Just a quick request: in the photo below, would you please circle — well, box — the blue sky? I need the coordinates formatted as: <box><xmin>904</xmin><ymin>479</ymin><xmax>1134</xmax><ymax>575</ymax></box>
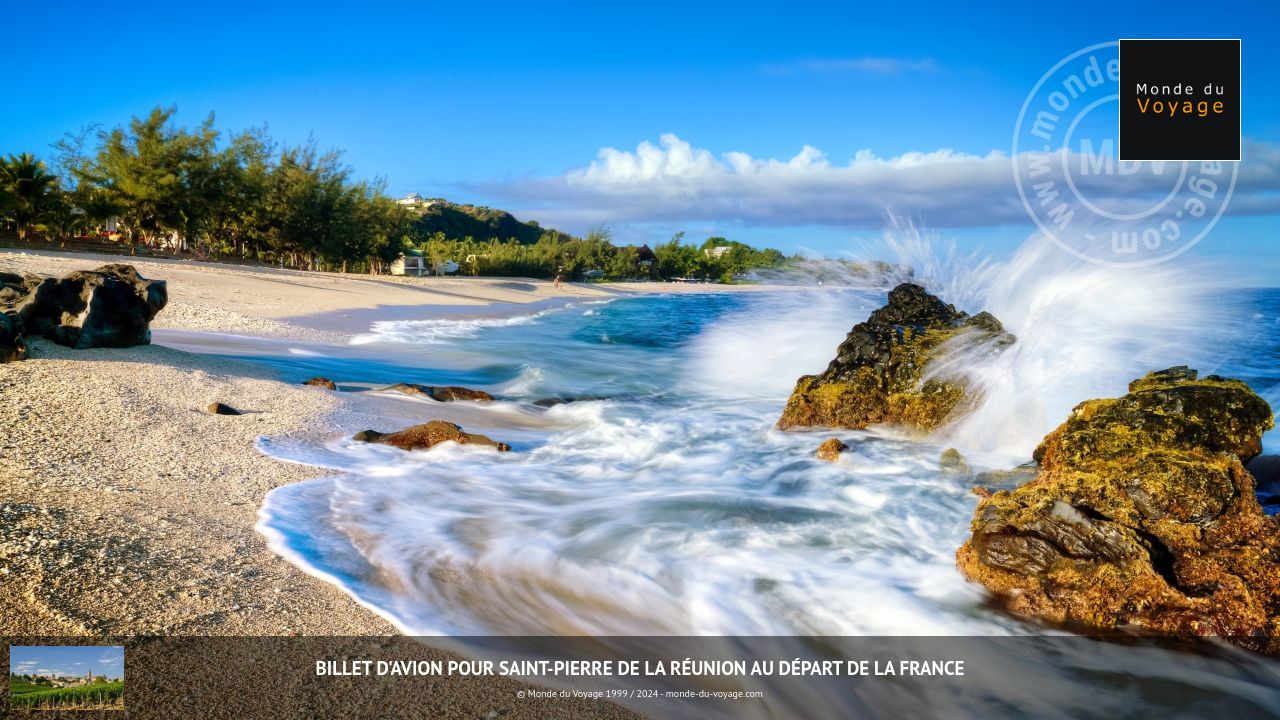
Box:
<box><xmin>3</xmin><ymin>1</ymin><xmax>1278</xmax><ymax>276</ymax></box>
<box><xmin>9</xmin><ymin>646</ymin><xmax>125</xmax><ymax>680</ymax></box>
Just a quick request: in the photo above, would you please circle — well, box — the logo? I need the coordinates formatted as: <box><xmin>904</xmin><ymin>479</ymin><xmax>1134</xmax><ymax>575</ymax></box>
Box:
<box><xmin>1013</xmin><ymin>41</ymin><xmax>1238</xmax><ymax>266</ymax></box>
<box><xmin>1119</xmin><ymin>39</ymin><xmax>1241</xmax><ymax>161</ymax></box>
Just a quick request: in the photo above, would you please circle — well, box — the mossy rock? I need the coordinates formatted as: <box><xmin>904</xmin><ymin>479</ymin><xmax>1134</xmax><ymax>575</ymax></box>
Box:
<box><xmin>957</xmin><ymin>367</ymin><xmax>1280</xmax><ymax>655</ymax></box>
<box><xmin>777</xmin><ymin>283</ymin><xmax>1013</xmax><ymax>431</ymax></box>
<box><xmin>354</xmin><ymin>420</ymin><xmax>510</xmax><ymax>452</ymax></box>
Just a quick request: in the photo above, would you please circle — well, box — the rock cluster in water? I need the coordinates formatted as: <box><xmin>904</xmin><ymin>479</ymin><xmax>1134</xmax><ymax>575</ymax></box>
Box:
<box><xmin>777</xmin><ymin>283</ymin><xmax>1014</xmax><ymax>431</ymax></box>
<box><xmin>0</xmin><ymin>264</ymin><xmax>167</xmax><ymax>360</ymax></box>
<box><xmin>384</xmin><ymin>383</ymin><xmax>495</xmax><ymax>402</ymax></box>
<box><xmin>354</xmin><ymin>420</ymin><xmax>511</xmax><ymax>452</ymax></box>
<box><xmin>957</xmin><ymin>367</ymin><xmax>1279</xmax><ymax>654</ymax></box>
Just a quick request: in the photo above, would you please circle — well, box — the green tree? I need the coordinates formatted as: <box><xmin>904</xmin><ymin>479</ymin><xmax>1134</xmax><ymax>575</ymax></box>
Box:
<box><xmin>0</xmin><ymin>152</ymin><xmax>59</xmax><ymax>238</ymax></box>
<box><xmin>84</xmin><ymin>106</ymin><xmax>220</xmax><ymax>249</ymax></box>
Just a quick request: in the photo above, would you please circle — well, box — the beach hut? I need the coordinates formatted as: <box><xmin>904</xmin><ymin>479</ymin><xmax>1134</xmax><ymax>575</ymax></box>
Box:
<box><xmin>635</xmin><ymin>244</ymin><xmax>657</xmax><ymax>266</ymax></box>
<box><xmin>391</xmin><ymin>249</ymin><xmax>429</xmax><ymax>277</ymax></box>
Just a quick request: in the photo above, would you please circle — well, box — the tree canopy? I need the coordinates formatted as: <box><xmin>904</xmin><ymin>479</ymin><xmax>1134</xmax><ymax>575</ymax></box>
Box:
<box><xmin>1</xmin><ymin>106</ymin><xmax>792</xmax><ymax>279</ymax></box>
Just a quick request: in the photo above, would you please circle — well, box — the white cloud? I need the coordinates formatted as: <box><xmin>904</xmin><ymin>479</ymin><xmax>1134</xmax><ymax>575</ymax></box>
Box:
<box><xmin>478</xmin><ymin>135</ymin><xmax>1280</xmax><ymax>232</ymax></box>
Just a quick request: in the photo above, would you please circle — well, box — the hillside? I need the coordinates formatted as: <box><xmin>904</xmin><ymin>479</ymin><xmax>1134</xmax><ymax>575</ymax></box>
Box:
<box><xmin>411</xmin><ymin>200</ymin><xmax>560</xmax><ymax>244</ymax></box>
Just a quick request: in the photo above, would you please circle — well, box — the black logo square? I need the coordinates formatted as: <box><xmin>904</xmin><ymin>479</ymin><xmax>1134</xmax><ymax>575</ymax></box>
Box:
<box><xmin>1119</xmin><ymin>39</ymin><xmax>1240</xmax><ymax>161</ymax></box>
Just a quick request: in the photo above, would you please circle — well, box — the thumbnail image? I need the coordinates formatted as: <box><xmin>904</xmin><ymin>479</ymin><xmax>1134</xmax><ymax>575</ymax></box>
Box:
<box><xmin>8</xmin><ymin>646</ymin><xmax>125</xmax><ymax>711</ymax></box>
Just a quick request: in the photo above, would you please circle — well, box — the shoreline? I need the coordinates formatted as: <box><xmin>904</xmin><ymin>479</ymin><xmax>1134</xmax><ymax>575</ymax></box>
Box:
<box><xmin>0</xmin><ymin>248</ymin><xmax>821</xmax><ymax>342</ymax></box>
<box><xmin>0</xmin><ymin>248</ymin><xmax>660</xmax><ymax>635</ymax></box>
<box><xmin>0</xmin><ymin>249</ymin><xmax>655</xmax><ymax>717</ymax></box>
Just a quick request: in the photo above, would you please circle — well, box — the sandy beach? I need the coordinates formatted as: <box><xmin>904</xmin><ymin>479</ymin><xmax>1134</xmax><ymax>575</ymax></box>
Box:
<box><xmin>0</xmin><ymin>248</ymin><xmax>796</xmax><ymax>639</ymax></box>
<box><xmin>0</xmin><ymin>249</ymin><xmax>799</xmax><ymax>717</ymax></box>
<box><xmin>0</xmin><ymin>249</ymin><xmax>792</xmax><ymax>341</ymax></box>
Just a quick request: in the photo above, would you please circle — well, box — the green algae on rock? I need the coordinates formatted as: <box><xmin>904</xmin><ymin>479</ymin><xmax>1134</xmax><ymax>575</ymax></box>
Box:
<box><xmin>816</xmin><ymin>437</ymin><xmax>850</xmax><ymax>462</ymax></box>
<box><xmin>957</xmin><ymin>366</ymin><xmax>1280</xmax><ymax>655</ymax></box>
<box><xmin>354</xmin><ymin>420</ymin><xmax>511</xmax><ymax>452</ymax></box>
<box><xmin>777</xmin><ymin>283</ymin><xmax>1014</xmax><ymax>431</ymax></box>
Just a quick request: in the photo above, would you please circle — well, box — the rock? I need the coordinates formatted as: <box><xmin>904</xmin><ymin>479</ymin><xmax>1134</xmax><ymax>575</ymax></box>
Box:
<box><xmin>939</xmin><ymin>448</ymin><xmax>970</xmax><ymax>475</ymax></box>
<box><xmin>207</xmin><ymin>403</ymin><xmax>242</xmax><ymax>416</ymax></box>
<box><xmin>384</xmin><ymin>383</ymin><xmax>494</xmax><ymax>402</ymax></box>
<box><xmin>303</xmin><ymin>377</ymin><xmax>337</xmax><ymax>390</ymax></box>
<box><xmin>533</xmin><ymin>395</ymin><xmax>612</xmax><ymax>408</ymax></box>
<box><xmin>816</xmin><ymin>437</ymin><xmax>849</xmax><ymax>462</ymax></box>
<box><xmin>3</xmin><ymin>264</ymin><xmax>167</xmax><ymax>349</ymax></box>
<box><xmin>957</xmin><ymin>367</ymin><xmax>1280</xmax><ymax>654</ymax></box>
<box><xmin>777</xmin><ymin>283</ymin><xmax>1013</xmax><ymax>431</ymax></box>
<box><xmin>353</xmin><ymin>420</ymin><xmax>510</xmax><ymax>452</ymax></box>
<box><xmin>0</xmin><ymin>312</ymin><xmax>27</xmax><ymax>363</ymax></box>
<box><xmin>973</xmin><ymin>464</ymin><xmax>1039</xmax><ymax>491</ymax></box>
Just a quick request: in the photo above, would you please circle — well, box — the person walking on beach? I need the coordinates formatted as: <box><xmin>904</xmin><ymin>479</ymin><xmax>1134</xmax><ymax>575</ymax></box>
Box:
<box><xmin>554</xmin><ymin>266</ymin><xmax>565</xmax><ymax>290</ymax></box>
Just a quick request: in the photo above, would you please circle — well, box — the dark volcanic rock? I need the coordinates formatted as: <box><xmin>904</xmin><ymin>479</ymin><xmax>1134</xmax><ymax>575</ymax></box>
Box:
<box><xmin>384</xmin><ymin>383</ymin><xmax>494</xmax><ymax>402</ymax></box>
<box><xmin>353</xmin><ymin>420</ymin><xmax>510</xmax><ymax>452</ymax></box>
<box><xmin>777</xmin><ymin>283</ymin><xmax>1013</xmax><ymax>431</ymax></box>
<box><xmin>533</xmin><ymin>395</ymin><xmax>612</xmax><ymax>408</ymax></box>
<box><xmin>4</xmin><ymin>264</ymin><xmax>167</xmax><ymax>349</ymax></box>
<box><xmin>207</xmin><ymin>402</ymin><xmax>242</xmax><ymax>416</ymax></box>
<box><xmin>303</xmin><ymin>377</ymin><xmax>338</xmax><ymax>390</ymax></box>
<box><xmin>957</xmin><ymin>367</ymin><xmax>1280</xmax><ymax>655</ymax></box>
<box><xmin>0</xmin><ymin>312</ymin><xmax>27</xmax><ymax>363</ymax></box>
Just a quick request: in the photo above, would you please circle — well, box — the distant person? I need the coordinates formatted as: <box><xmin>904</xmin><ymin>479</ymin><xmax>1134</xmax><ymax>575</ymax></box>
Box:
<box><xmin>554</xmin><ymin>267</ymin><xmax>565</xmax><ymax>290</ymax></box>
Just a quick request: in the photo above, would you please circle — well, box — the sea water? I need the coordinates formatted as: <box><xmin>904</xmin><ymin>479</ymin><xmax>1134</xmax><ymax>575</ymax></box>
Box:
<box><xmin>162</xmin><ymin>237</ymin><xmax>1280</xmax><ymax>717</ymax></box>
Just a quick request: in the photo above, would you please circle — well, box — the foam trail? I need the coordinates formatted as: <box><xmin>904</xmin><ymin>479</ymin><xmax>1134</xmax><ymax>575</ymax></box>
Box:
<box><xmin>684</xmin><ymin>290</ymin><xmax>881</xmax><ymax>401</ymax></box>
<box><xmin>862</xmin><ymin>220</ymin><xmax>1234</xmax><ymax>458</ymax></box>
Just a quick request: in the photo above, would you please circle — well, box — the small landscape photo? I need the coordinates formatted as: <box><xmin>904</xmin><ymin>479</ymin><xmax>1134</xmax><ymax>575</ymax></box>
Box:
<box><xmin>8</xmin><ymin>646</ymin><xmax>125</xmax><ymax>711</ymax></box>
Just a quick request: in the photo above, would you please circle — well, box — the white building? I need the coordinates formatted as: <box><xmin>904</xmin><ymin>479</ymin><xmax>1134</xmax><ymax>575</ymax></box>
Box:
<box><xmin>396</xmin><ymin>193</ymin><xmax>438</xmax><ymax>208</ymax></box>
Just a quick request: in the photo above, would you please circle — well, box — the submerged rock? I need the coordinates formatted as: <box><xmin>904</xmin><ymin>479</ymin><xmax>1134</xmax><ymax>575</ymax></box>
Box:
<box><xmin>303</xmin><ymin>377</ymin><xmax>338</xmax><ymax>390</ymax></box>
<box><xmin>3</xmin><ymin>264</ymin><xmax>166</xmax><ymax>350</ymax></box>
<box><xmin>353</xmin><ymin>420</ymin><xmax>510</xmax><ymax>452</ymax></box>
<box><xmin>957</xmin><ymin>367</ymin><xmax>1280</xmax><ymax>654</ymax></box>
<box><xmin>777</xmin><ymin>283</ymin><xmax>1013</xmax><ymax>431</ymax></box>
<box><xmin>207</xmin><ymin>402</ymin><xmax>242</xmax><ymax>416</ymax></box>
<box><xmin>384</xmin><ymin>383</ymin><xmax>494</xmax><ymax>402</ymax></box>
<box><xmin>0</xmin><ymin>312</ymin><xmax>26</xmax><ymax>363</ymax></box>
<box><xmin>939</xmin><ymin>448</ymin><xmax>970</xmax><ymax>476</ymax></box>
<box><xmin>816</xmin><ymin>437</ymin><xmax>849</xmax><ymax>462</ymax></box>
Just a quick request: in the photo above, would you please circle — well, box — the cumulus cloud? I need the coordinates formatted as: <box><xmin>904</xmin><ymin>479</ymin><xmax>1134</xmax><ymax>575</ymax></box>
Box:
<box><xmin>478</xmin><ymin>134</ymin><xmax>1280</xmax><ymax>232</ymax></box>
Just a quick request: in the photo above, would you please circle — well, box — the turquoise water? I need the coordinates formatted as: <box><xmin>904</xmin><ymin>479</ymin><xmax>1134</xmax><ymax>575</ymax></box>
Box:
<box><xmin>160</xmin><ymin>271</ymin><xmax>1280</xmax><ymax>717</ymax></box>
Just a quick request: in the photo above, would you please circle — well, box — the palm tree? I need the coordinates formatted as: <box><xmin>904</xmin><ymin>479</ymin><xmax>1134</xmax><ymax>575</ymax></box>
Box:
<box><xmin>77</xmin><ymin>187</ymin><xmax>123</xmax><ymax>236</ymax></box>
<box><xmin>0</xmin><ymin>153</ymin><xmax>59</xmax><ymax>239</ymax></box>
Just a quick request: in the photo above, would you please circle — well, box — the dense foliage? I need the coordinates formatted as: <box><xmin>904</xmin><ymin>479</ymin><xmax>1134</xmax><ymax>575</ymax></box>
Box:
<box><xmin>418</xmin><ymin>230</ymin><xmax>789</xmax><ymax>281</ymax></box>
<box><xmin>414</xmin><ymin>201</ymin><xmax>547</xmax><ymax>245</ymax></box>
<box><xmin>1</xmin><ymin>107</ymin><xmax>793</xmax><ymax>279</ymax></box>
<box><xmin>1</xmin><ymin>107</ymin><xmax>412</xmax><ymax>272</ymax></box>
